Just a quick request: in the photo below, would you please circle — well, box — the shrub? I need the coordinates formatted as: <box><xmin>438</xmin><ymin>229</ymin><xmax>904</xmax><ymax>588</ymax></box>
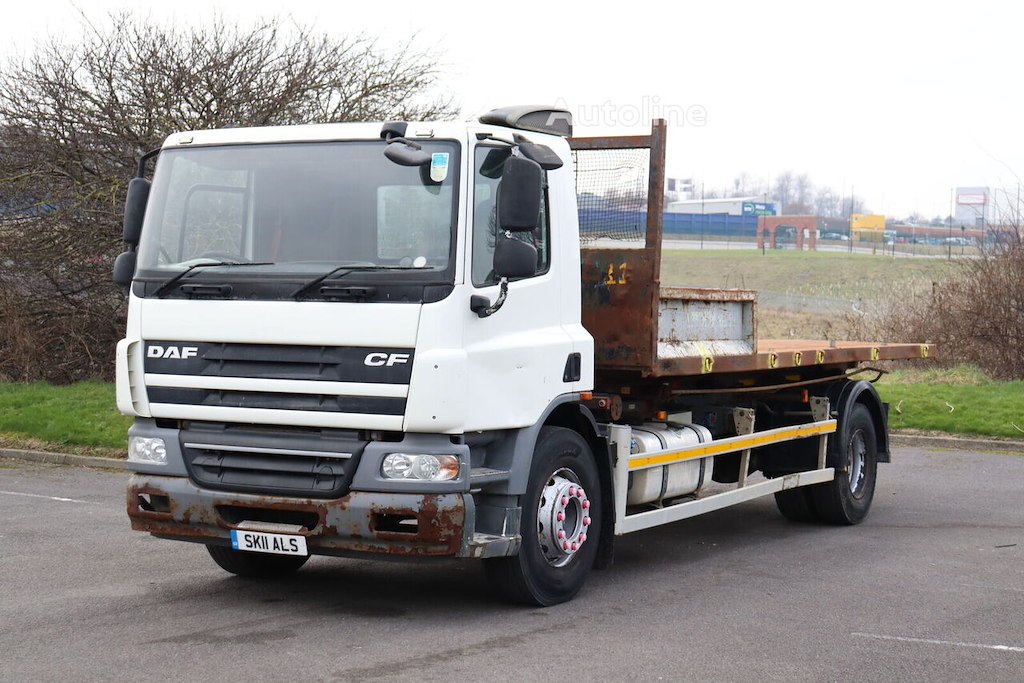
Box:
<box><xmin>842</xmin><ymin>230</ymin><xmax>1024</xmax><ymax>380</ymax></box>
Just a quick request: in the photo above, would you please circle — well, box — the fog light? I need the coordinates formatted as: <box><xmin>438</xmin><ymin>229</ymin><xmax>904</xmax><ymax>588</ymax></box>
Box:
<box><xmin>381</xmin><ymin>454</ymin><xmax>459</xmax><ymax>481</ymax></box>
<box><xmin>128</xmin><ymin>436</ymin><xmax>167</xmax><ymax>465</ymax></box>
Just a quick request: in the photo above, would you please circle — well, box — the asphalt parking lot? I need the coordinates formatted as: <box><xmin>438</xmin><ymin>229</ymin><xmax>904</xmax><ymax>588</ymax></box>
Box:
<box><xmin>1</xmin><ymin>447</ymin><xmax>1021</xmax><ymax>682</ymax></box>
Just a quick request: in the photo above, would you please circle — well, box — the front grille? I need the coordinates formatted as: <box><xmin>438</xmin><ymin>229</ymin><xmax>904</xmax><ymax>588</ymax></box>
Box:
<box><xmin>144</xmin><ymin>342</ymin><xmax>414</xmax><ymax>384</ymax></box>
<box><xmin>180</xmin><ymin>424</ymin><xmax>363</xmax><ymax>498</ymax></box>
<box><xmin>149</xmin><ymin>387</ymin><xmax>406</xmax><ymax>415</ymax></box>
<box><xmin>144</xmin><ymin>342</ymin><xmax>413</xmax><ymax>417</ymax></box>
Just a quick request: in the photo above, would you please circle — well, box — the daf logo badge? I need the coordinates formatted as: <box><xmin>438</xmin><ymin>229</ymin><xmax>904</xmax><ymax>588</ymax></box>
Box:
<box><xmin>148</xmin><ymin>345</ymin><xmax>199</xmax><ymax>360</ymax></box>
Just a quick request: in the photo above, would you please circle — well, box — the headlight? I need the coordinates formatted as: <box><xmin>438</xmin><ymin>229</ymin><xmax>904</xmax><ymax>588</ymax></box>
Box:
<box><xmin>381</xmin><ymin>453</ymin><xmax>460</xmax><ymax>481</ymax></box>
<box><xmin>128</xmin><ymin>436</ymin><xmax>167</xmax><ymax>465</ymax></box>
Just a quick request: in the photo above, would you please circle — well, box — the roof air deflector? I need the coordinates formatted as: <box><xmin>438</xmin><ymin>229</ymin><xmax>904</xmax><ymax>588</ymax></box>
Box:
<box><xmin>479</xmin><ymin>105</ymin><xmax>573</xmax><ymax>137</ymax></box>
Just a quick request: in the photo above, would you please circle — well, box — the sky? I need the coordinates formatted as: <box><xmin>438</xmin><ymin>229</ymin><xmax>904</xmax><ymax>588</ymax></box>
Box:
<box><xmin>3</xmin><ymin>0</ymin><xmax>1023</xmax><ymax>219</ymax></box>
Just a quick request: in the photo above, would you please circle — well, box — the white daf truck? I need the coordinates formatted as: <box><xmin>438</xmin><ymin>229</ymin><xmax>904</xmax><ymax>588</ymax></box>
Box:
<box><xmin>114</xmin><ymin>106</ymin><xmax>931</xmax><ymax>605</ymax></box>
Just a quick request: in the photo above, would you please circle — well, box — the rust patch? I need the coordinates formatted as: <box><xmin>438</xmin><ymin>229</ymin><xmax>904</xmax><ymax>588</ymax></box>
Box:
<box><xmin>647</xmin><ymin>340</ymin><xmax>933</xmax><ymax>378</ymax></box>
<box><xmin>660</xmin><ymin>286</ymin><xmax>758</xmax><ymax>302</ymax></box>
<box><xmin>367</xmin><ymin>494</ymin><xmax>466</xmax><ymax>555</ymax></box>
<box><xmin>328</xmin><ymin>541</ymin><xmax>459</xmax><ymax>558</ymax></box>
<box><xmin>582</xmin><ymin>248</ymin><xmax>658</xmax><ymax>373</ymax></box>
<box><xmin>569</xmin><ymin>134</ymin><xmax>654</xmax><ymax>151</ymax></box>
<box><xmin>583</xmin><ymin>393</ymin><xmax>623</xmax><ymax>421</ymax></box>
<box><xmin>130</xmin><ymin>516</ymin><xmax>221</xmax><ymax>539</ymax></box>
<box><xmin>126</xmin><ymin>484</ymin><xmax>173</xmax><ymax>522</ymax></box>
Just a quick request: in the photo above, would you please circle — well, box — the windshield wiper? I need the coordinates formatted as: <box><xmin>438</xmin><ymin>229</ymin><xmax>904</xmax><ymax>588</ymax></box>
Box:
<box><xmin>152</xmin><ymin>261</ymin><xmax>273</xmax><ymax>298</ymax></box>
<box><xmin>291</xmin><ymin>265</ymin><xmax>418</xmax><ymax>300</ymax></box>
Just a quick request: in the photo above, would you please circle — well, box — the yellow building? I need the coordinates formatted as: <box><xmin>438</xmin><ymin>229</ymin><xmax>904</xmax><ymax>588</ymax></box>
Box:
<box><xmin>850</xmin><ymin>214</ymin><xmax>886</xmax><ymax>241</ymax></box>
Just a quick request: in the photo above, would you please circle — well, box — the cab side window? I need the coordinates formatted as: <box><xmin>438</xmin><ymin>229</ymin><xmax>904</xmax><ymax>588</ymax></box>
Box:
<box><xmin>472</xmin><ymin>146</ymin><xmax>549</xmax><ymax>287</ymax></box>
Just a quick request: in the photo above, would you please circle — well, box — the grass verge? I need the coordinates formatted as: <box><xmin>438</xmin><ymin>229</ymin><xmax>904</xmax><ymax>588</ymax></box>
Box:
<box><xmin>661</xmin><ymin>248</ymin><xmax>953</xmax><ymax>301</ymax></box>
<box><xmin>876</xmin><ymin>365</ymin><xmax>1024</xmax><ymax>440</ymax></box>
<box><xmin>0</xmin><ymin>381</ymin><xmax>130</xmax><ymax>457</ymax></box>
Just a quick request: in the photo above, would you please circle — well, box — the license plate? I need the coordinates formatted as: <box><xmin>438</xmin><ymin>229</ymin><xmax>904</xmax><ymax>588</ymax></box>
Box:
<box><xmin>230</xmin><ymin>529</ymin><xmax>308</xmax><ymax>556</ymax></box>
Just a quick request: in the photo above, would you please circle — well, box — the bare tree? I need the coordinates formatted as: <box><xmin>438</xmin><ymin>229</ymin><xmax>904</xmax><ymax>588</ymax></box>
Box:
<box><xmin>789</xmin><ymin>173</ymin><xmax>814</xmax><ymax>213</ymax></box>
<box><xmin>814</xmin><ymin>186</ymin><xmax>840</xmax><ymax>217</ymax></box>
<box><xmin>772</xmin><ymin>171</ymin><xmax>794</xmax><ymax>213</ymax></box>
<box><xmin>771</xmin><ymin>172</ymin><xmax>814</xmax><ymax>214</ymax></box>
<box><xmin>844</xmin><ymin>231</ymin><xmax>1024</xmax><ymax>379</ymax></box>
<box><xmin>840</xmin><ymin>194</ymin><xmax>867</xmax><ymax>217</ymax></box>
<box><xmin>0</xmin><ymin>13</ymin><xmax>456</xmax><ymax>382</ymax></box>
<box><xmin>729</xmin><ymin>172</ymin><xmax>766</xmax><ymax>198</ymax></box>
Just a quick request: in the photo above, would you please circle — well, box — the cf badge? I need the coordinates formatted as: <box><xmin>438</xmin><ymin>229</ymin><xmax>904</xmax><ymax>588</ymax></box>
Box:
<box><xmin>364</xmin><ymin>352</ymin><xmax>411</xmax><ymax>367</ymax></box>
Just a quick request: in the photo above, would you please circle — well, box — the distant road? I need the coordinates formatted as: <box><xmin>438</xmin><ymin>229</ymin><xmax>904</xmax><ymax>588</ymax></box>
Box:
<box><xmin>660</xmin><ymin>238</ymin><xmax>952</xmax><ymax>257</ymax></box>
<box><xmin>589</xmin><ymin>235</ymin><xmax>954</xmax><ymax>255</ymax></box>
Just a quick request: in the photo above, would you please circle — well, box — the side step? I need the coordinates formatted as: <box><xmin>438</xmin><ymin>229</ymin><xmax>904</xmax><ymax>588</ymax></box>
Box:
<box><xmin>469</xmin><ymin>467</ymin><xmax>511</xmax><ymax>485</ymax></box>
<box><xmin>466</xmin><ymin>532</ymin><xmax>519</xmax><ymax>559</ymax></box>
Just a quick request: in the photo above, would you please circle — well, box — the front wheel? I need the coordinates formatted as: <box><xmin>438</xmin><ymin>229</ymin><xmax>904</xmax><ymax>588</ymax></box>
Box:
<box><xmin>809</xmin><ymin>403</ymin><xmax>879</xmax><ymax>525</ymax></box>
<box><xmin>484</xmin><ymin>427</ymin><xmax>602</xmax><ymax>606</ymax></box>
<box><xmin>206</xmin><ymin>544</ymin><xmax>309</xmax><ymax>578</ymax></box>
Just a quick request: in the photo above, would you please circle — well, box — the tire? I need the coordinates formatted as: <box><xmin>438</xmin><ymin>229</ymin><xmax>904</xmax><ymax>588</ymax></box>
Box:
<box><xmin>809</xmin><ymin>403</ymin><xmax>878</xmax><ymax>525</ymax></box>
<box><xmin>484</xmin><ymin>427</ymin><xmax>602</xmax><ymax>606</ymax></box>
<box><xmin>773</xmin><ymin>487</ymin><xmax>819</xmax><ymax>523</ymax></box>
<box><xmin>206</xmin><ymin>544</ymin><xmax>310</xmax><ymax>578</ymax></box>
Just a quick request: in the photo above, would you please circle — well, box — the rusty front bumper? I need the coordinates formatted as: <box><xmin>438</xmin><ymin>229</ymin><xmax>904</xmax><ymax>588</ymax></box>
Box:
<box><xmin>127</xmin><ymin>475</ymin><xmax>473</xmax><ymax>558</ymax></box>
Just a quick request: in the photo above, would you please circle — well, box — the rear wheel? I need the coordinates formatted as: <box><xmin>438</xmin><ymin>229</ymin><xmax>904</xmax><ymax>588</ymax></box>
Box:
<box><xmin>484</xmin><ymin>427</ymin><xmax>602</xmax><ymax>606</ymax></box>
<box><xmin>810</xmin><ymin>403</ymin><xmax>878</xmax><ymax>525</ymax></box>
<box><xmin>774</xmin><ymin>487</ymin><xmax>819</xmax><ymax>522</ymax></box>
<box><xmin>206</xmin><ymin>544</ymin><xmax>309</xmax><ymax>578</ymax></box>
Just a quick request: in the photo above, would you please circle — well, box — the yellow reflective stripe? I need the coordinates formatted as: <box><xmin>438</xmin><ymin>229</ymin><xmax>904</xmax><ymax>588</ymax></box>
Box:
<box><xmin>628</xmin><ymin>422</ymin><xmax>836</xmax><ymax>471</ymax></box>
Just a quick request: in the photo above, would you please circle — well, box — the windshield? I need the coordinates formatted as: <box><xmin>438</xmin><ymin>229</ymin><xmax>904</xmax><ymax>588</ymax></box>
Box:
<box><xmin>135</xmin><ymin>140</ymin><xmax>459</xmax><ymax>299</ymax></box>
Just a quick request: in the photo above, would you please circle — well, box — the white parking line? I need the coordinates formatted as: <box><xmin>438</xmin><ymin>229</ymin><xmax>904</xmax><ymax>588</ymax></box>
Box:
<box><xmin>0</xmin><ymin>490</ymin><xmax>92</xmax><ymax>504</ymax></box>
<box><xmin>853</xmin><ymin>632</ymin><xmax>1024</xmax><ymax>653</ymax></box>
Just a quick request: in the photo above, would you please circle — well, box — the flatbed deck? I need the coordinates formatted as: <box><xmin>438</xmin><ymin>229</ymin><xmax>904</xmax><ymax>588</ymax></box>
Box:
<box><xmin>659</xmin><ymin>338</ymin><xmax>932</xmax><ymax>377</ymax></box>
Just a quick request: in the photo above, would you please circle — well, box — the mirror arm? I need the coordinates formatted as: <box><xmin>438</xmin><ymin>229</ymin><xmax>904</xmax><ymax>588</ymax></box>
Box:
<box><xmin>136</xmin><ymin>147</ymin><xmax>161</xmax><ymax>178</ymax></box>
<box><xmin>384</xmin><ymin>135</ymin><xmax>422</xmax><ymax>150</ymax></box>
<box><xmin>469</xmin><ymin>278</ymin><xmax>509</xmax><ymax>318</ymax></box>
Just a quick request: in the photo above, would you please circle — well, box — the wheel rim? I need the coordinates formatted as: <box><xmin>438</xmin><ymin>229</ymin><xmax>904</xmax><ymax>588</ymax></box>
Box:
<box><xmin>536</xmin><ymin>467</ymin><xmax>592</xmax><ymax>567</ymax></box>
<box><xmin>848</xmin><ymin>428</ymin><xmax>868</xmax><ymax>499</ymax></box>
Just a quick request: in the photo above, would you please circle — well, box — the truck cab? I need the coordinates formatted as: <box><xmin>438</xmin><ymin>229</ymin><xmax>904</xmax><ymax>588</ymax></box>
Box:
<box><xmin>117</xmin><ymin>109</ymin><xmax>603</xmax><ymax>588</ymax></box>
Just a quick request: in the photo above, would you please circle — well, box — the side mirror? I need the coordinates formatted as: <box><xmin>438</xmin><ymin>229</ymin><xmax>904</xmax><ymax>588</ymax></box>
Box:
<box><xmin>122</xmin><ymin>178</ymin><xmax>150</xmax><ymax>246</ymax></box>
<box><xmin>112</xmin><ymin>250</ymin><xmax>137</xmax><ymax>292</ymax></box>
<box><xmin>497</xmin><ymin>156</ymin><xmax>542</xmax><ymax>231</ymax></box>
<box><xmin>493</xmin><ymin>236</ymin><xmax>538</xmax><ymax>279</ymax></box>
<box><xmin>516</xmin><ymin>141</ymin><xmax>563</xmax><ymax>170</ymax></box>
